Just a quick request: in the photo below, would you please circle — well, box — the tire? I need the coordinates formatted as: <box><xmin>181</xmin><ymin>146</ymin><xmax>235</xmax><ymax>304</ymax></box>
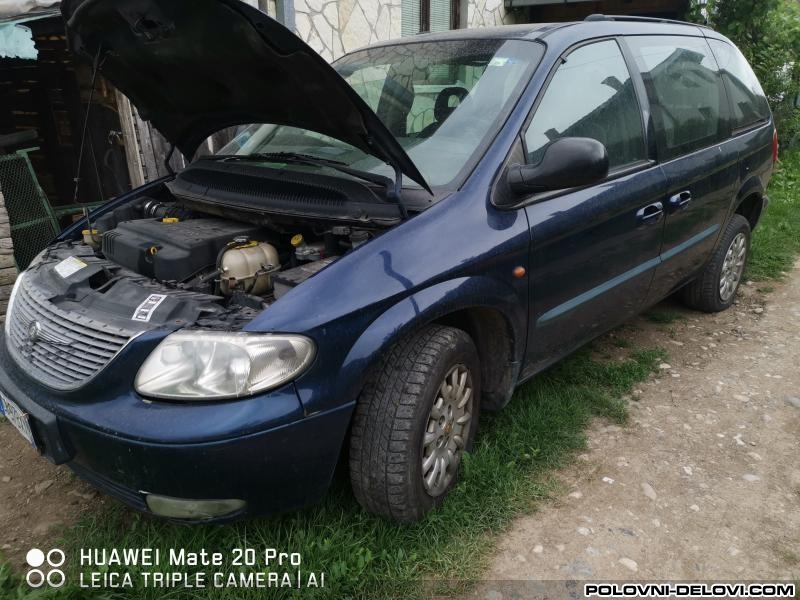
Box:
<box><xmin>681</xmin><ymin>214</ymin><xmax>751</xmax><ymax>313</ymax></box>
<box><xmin>349</xmin><ymin>325</ymin><xmax>480</xmax><ymax>522</ymax></box>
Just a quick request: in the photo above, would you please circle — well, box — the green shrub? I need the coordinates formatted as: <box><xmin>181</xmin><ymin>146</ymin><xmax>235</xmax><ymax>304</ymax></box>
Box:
<box><xmin>687</xmin><ymin>0</ymin><xmax>800</xmax><ymax>145</ymax></box>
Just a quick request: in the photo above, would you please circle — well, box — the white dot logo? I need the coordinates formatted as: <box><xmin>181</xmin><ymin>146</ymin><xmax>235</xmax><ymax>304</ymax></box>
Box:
<box><xmin>25</xmin><ymin>548</ymin><xmax>65</xmax><ymax>588</ymax></box>
<box><xmin>25</xmin><ymin>548</ymin><xmax>44</xmax><ymax>568</ymax></box>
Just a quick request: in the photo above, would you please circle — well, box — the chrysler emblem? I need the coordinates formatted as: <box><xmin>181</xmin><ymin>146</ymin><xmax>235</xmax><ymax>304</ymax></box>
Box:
<box><xmin>26</xmin><ymin>321</ymin><xmax>42</xmax><ymax>344</ymax></box>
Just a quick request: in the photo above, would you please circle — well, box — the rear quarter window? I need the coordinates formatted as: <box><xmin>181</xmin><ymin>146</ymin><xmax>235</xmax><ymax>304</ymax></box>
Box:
<box><xmin>626</xmin><ymin>35</ymin><xmax>726</xmax><ymax>160</ymax></box>
<box><xmin>707</xmin><ymin>39</ymin><xmax>770</xmax><ymax>130</ymax></box>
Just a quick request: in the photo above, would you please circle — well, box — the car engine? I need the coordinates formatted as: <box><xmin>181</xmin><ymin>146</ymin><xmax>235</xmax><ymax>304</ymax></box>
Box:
<box><xmin>26</xmin><ymin>192</ymin><xmax>375</xmax><ymax>331</ymax></box>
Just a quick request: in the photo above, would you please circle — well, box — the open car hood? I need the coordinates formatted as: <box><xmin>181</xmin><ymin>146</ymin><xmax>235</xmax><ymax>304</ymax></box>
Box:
<box><xmin>62</xmin><ymin>0</ymin><xmax>430</xmax><ymax>191</ymax></box>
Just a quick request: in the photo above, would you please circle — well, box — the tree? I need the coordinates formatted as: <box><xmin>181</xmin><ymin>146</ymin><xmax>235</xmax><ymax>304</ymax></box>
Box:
<box><xmin>688</xmin><ymin>0</ymin><xmax>800</xmax><ymax>144</ymax></box>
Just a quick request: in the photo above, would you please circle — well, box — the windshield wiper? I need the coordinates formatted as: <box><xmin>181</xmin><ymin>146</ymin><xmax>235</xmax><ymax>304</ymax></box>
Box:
<box><xmin>203</xmin><ymin>152</ymin><xmax>409</xmax><ymax>219</ymax></box>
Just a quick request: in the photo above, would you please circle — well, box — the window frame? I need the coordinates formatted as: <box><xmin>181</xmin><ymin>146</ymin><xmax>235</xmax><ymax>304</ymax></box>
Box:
<box><xmin>623</xmin><ymin>34</ymin><xmax>732</xmax><ymax>162</ymax></box>
<box><xmin>706</xmin><ymin>38</ymin><xmax>771</xmax><ymax>136</ymax></box>
<box><xmin>515</xmin><ymin>36</ymin><xmax>655</xmax><ymax>204</ymax></box>
<box><xmin>415</xmin><ymin>0</ymin><xmax>462</xmax><ymax>33</ymax></box>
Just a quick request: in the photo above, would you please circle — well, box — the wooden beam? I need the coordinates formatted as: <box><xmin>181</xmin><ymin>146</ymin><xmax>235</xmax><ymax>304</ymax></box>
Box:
<box><xmin>131</xmin><ymin>105</ymin><xmax>160</xmax><ymax>181</ymax></box>
<box><xmin>114</xmin><ymin>90</ymin><xmax>145</xmax><ymax>188</ymax></box>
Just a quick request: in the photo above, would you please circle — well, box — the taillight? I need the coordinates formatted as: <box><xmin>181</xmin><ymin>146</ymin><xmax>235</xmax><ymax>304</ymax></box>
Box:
<box><xmin>772</xmin><ymin>128</ymin><xmax>779</xmax><ymax>163</ymax></box>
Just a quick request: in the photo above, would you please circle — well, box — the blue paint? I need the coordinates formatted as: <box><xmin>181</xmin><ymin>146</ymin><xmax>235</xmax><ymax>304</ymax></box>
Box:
<box><xmin>661</xmin><ymin>224</ymin><xmax>721</xmax><ymax>261</ymax></box>
<box><xmin>538</xmin><ymin>224</ymin><xmax>721</xmax><ymax>325</ymax></box>
<box><xmin>538</xmin><ymin>256</ymin><xmax>662</xmax><ymax>325</ymax></box>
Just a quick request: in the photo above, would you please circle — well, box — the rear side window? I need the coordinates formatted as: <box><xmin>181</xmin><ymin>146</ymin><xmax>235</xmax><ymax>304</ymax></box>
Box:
<box><xmin>626</xmin><ymin>36</ymin><xmax>725</xmax><ymax>159</ymax></box>
<box><xmin>708</xmin><ymin>39</ymin><xmax>770</xmax><ymax>130</ymax></box>
<box><xmin>524</xmin><ymin>40</ymin><xmax>646</xmax><ymax>171</ymax></box>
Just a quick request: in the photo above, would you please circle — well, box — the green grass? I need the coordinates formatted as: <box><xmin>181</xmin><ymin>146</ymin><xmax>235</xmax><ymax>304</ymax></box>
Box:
<box><xmin>747</xmin><ymin>151</ymin><xmax>800</xmax><ymax>280</ymax></box>
<box><xmin>0</xmin><ymin>348</ymin><xmax>664</xmax><ymax>600</ymax></box>
<box><xmin>643</xmin><ymin>310</ymin><xmax>686</xmax><ymax>324</ymax></box>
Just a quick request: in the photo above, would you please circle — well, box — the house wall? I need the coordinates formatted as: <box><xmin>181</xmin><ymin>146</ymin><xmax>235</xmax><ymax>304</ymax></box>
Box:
<box><xmin>467</xmin><ymin>0</ymin><xmax>520</xmax><ymax>28</ymax></box>
<box><xmin>294</xmin><ymin>0</ymin><xmax>402</xmax><ymax>59</ymax></box>
<box><xmin>292</xmin><ymin>0</ymin><xmax>520</xmax><ymax>60</ymax></box>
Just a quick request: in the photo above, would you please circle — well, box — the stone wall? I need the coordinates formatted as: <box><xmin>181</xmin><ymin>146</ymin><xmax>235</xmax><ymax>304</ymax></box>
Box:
<box><xmin>295</xmin><ymin>0</ymin><xmax>401</xmax><ymax>60</ymax></box>
<box><xmin>294</xmin><ymin>1</ymin><xmax>521</xmax><ymax>61</ymax></box>
<box><xmin>466</xmin><ymin>0</ymin><xmax>520</xmax><ymax>27</ymax></box>
<box><xmin>0</xmin><ymin>190</ymin><xmax>17</xmax><ymax>322</ymax></box>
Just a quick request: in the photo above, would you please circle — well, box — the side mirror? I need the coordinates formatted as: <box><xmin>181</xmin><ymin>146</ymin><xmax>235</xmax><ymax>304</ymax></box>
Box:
<box><xmin>504</xmin><ymin>137</ymin><xmax>609</xmax><ymax>198</ymax></box>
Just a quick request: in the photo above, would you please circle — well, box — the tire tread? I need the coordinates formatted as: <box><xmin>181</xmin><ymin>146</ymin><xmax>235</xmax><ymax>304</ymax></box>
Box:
<box><xmin>349</xmin><ymin>325</ymin><xmax>476</xmax><ymax>522</ymax></box>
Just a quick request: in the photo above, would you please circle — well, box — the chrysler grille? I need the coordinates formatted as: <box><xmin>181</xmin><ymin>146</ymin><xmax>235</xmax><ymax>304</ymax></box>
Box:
<box><xmin>5</xmin><ymin>275</ymin><xmax>138</xmax><ymax>390</ymax></box>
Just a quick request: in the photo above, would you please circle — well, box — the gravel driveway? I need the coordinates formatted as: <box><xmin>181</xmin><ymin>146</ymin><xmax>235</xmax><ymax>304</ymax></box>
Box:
<box><xmin>471</xmin><ymin>262</ymin><xmax>800</xmax><ymax>597</ymax></box>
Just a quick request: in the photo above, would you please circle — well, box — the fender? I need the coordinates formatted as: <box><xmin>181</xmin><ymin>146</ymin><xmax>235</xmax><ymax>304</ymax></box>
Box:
<box><xmin>294</xmin><ymin>275</ymin><xmax>527</xmax><ymax>414</ymax></box>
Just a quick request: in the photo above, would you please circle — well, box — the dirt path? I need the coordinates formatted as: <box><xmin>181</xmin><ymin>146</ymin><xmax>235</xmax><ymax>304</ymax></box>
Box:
<box><xmin>0</xmin><ymin>421</ymin><xmax>96</xmax><ymax>569</ymax></box>
<box><xmin>472</xmin><ymin>262</ymin><xmax>800</xmax><ymax>596</ymax></box>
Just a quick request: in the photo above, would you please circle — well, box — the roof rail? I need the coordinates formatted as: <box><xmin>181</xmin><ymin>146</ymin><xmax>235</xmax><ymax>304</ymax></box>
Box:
<box><xmin>584</xmin><ymin>14</ymin><xmax>708</xmax><ymax>28</ymax></box>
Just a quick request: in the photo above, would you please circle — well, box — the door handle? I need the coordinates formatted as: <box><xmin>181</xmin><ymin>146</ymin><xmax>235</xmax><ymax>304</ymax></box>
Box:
<box><xmin>636</xmin><ymin>202</ymin><xmax>664</xmax><ymax>225</ymax></box>
<box><xmin>668</xmin><ymin>190</ymin><xmax>692</xmax><ymax>210</ymax></box>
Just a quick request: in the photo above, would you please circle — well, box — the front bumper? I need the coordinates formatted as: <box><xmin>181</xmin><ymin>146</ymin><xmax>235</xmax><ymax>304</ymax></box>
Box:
<box><xmin>0</xmin><ymin>336</ymin><xmax>353</xmax><ymax>520</ymax></box>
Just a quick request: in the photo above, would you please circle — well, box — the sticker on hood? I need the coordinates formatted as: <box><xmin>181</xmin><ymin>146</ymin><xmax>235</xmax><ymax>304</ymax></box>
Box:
<box><xmin>132</xmin><ymin>294</ymin><xmax>167</xmax><ymax>322</ymax></box>
<box><xmin>54</xmin><ymin>256</ymin><xmax>87</xmax><ymax>279</ymax></box>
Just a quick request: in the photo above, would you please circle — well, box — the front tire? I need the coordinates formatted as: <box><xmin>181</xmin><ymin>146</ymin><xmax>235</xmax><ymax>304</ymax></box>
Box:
<box><xmin>349</xmin><ymin>325</ymin><xmax>480</xmax><ymax>522</ymax></box>
<box><xmin>682</xmin><ymin>214</ymin><xmax>751</xmax><ymax>312</ymax></box>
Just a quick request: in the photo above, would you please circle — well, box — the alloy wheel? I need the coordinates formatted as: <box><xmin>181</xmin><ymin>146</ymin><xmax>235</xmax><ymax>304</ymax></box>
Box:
<box><xmin>421</xmin><ymin>364</ymin><xmax>474</xmax><ymax>497</ymax></box>
<box><xmin>719</xmin><ymin>232</ymin><xmax>747</xmax><ymax>302</ymax></box>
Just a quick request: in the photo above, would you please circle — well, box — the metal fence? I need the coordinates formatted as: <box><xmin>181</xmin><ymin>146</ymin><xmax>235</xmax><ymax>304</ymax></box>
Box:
<box><xmin>0</xmin><ymin>147</ymin><xmax>58</xmax><ymax>270</ymax></box>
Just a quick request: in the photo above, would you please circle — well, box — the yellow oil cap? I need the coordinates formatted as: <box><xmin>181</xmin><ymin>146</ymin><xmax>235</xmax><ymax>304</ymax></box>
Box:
<box><xmin>81</xmin><ymin>229</ymin><xmax>99</xmax><ymax>235</ymax></box>
<box><xmin>290</xmin><ymin>234</ymin><xmax>304</xmax><ymax>247</ymax></box>
<box><xmin>162</xmin><ymin>217</ymin><xmax>180</xmax><ymax>224</ymax></box>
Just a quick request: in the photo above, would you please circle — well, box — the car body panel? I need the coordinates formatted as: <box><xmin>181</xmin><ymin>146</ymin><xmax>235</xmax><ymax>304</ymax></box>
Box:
<box><xmin>523</xmin><ymin>164</ymin><xmax>668</xmax><ymax>372</ymax></box>
<box><xmin>646</xmin><ymin>143</ymin><xmax>739</xmax><ymax>302</ymax></box>
<box><xmin>243</xmin><ymin>174</ymin><xmax>531</xmax><ymax>413</ymax></box>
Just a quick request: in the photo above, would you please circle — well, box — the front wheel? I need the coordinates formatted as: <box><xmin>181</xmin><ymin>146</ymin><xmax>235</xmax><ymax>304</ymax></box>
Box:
<box><xmin>681</xmin><ymin>214</ymin><xmax>751</xmax><ymax>312</ymax></box>
<box><xmin>349</xmin><ymin>325</ymin><xmax>480</xmax><ymax>522</ymax></box>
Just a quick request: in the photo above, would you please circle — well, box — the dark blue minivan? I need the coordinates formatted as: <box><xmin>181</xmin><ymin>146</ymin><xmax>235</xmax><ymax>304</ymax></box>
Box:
<box><xmin>0</xmin><ymin>0</ymin><xmax>776</xmax><ymax>522</ymax></box>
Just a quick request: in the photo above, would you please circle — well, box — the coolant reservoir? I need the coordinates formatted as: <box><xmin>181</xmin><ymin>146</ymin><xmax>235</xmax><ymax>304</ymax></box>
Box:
<box><xmin>219</xmin><ymin>242</ymin><xmax>280</xmax><ymax>296</ymax></box>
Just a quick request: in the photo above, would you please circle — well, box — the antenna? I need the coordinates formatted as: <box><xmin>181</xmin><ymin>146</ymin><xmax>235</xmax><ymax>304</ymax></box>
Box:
<box><xmin>72</xmin><ymin>45</ymin><xmax>106</xmax><ymax>230</ymax></box>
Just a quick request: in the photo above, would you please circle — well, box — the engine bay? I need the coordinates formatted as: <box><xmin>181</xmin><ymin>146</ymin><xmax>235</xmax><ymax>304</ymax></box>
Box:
<box><xmin>30</xmin><ymin>189</ymin><xmax>377</xmax><ymax>330</ymax></box>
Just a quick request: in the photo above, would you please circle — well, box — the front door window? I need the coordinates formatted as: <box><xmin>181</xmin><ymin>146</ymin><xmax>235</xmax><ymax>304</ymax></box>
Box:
<box><xmin>524</xmin><ymin>40</ymin><xmax>647</xmax><ymax>172</ymax></box>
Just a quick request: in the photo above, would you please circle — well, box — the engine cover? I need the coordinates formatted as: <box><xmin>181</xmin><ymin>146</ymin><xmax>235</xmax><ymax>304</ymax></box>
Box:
<box><xmin>102</xmin><ymin>218</ymin><xmax>263</xmax><ymax>282</ymax></box>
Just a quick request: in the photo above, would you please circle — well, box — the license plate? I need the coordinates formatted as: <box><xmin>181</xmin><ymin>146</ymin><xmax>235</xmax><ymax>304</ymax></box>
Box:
<box><xmin>0</xmin><ymin>393</ymin><xmax>37</xmax><ymax>449</ymax></box>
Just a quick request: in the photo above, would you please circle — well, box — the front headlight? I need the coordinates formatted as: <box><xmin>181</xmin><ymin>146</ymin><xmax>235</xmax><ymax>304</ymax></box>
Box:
<box><xmin>134</xmin><ymin>331</ymin><xmax>315</xmax><ymax>400</ymax></box>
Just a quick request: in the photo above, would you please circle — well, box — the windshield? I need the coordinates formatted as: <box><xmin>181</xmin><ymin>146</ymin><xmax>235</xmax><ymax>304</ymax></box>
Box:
<box><xmin>216</xmin><ymin>39</ymin><xmax>543</xmax><ymax>189</ymax></box>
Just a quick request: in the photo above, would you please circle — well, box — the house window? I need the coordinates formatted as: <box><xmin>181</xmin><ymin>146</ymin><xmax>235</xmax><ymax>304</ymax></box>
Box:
<box><xmin>402</xmin><ymin>0</ymin><xmax>461</xmax><ymax>36</ymax></box>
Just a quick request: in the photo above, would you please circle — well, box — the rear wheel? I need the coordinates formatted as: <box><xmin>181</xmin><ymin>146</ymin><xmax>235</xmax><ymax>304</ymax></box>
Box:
<box><xmin>349</xmin><ymin>325</ymin><xmax>480</xmax><ymax>522</ymax></box>
<box><xmin>682</xmin><ymin>214</ymin><xmax>750</xmax><ymax>312</ymax></box>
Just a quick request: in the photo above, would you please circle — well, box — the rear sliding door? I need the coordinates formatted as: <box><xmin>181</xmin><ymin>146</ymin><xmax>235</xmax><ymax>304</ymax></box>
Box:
<box><xmin>624</xmin><ymin>35</ymin><xmax>740</xmax><ymax>304</ymax></box>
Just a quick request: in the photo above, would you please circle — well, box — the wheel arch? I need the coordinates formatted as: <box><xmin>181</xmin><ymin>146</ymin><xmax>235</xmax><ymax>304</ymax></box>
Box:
<box><xmin>734</xmin><ymin>193</ymin><xmax>765</xmax><ymax>231</ymax></box>
<box><xmin>433</xmin><ymin>306</ymin><xmax>520</xmax><ymax>411</ymax></box>
<box><xmin>731</xmin><ymin>176</ymin><xmax>766</xmax><ymax>231</ymax></box>
<box><xmin>339</xmin><ymin>276</ymin><xmax>526</xmax><ymax>414</ymax></box>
